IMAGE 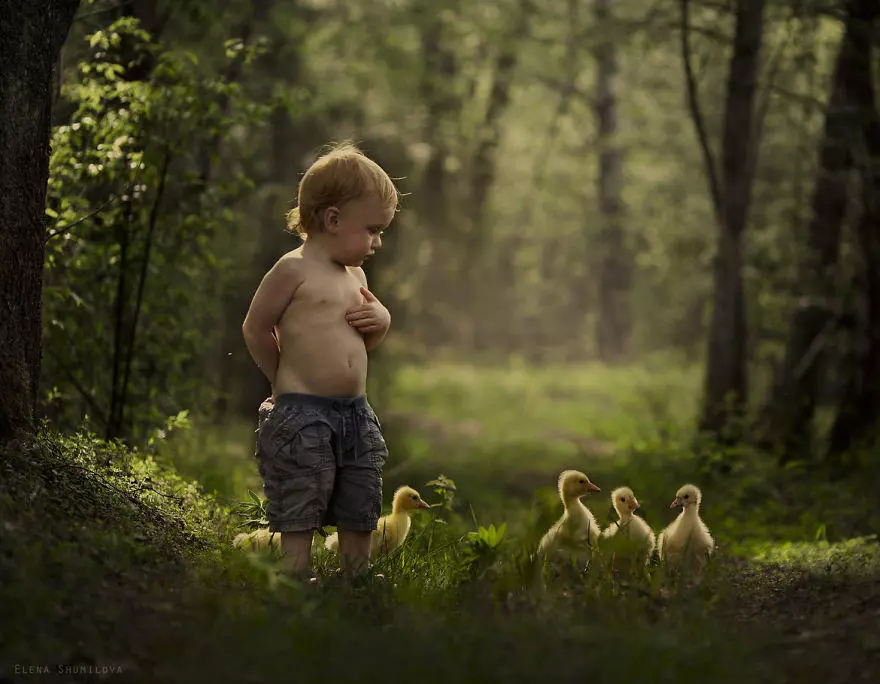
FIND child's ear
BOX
[323,206,340,233]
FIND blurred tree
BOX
[593,0,633,362]
[0,0,80,440]
[827,0,880,462]
[468,0,535,352]
[682,0,768,437]
[760,0,869,462]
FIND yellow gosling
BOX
[657,484,715,577]
[232,527,281,552]
[325,485,430,558]
[538,470,602,557]
[601,486,656,567]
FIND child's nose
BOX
[372,234,382,248]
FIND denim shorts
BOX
[255,393,388,533]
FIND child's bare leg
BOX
[280,530,314,574]
[338,530,371,575]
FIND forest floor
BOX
[1,361,878,683]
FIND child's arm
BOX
[347,269,390,352]
[242,257,304,390]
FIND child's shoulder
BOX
[279,245,305,263]
[259,247,308,294]
[347,265,368,284]
[271,246,308,274]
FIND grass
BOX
[1,428,765,684]
[2,360,879,682]
[385,356,700,446]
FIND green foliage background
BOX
[41,0,869,446]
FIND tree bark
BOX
[414,2,460,349]
[468,0,533,352]
[594,0,632,362]
[0,0,81,441]
[688,0,767,436]
[827,0,880,461]
[761,0,870,461]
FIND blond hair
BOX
[285,142,400,237]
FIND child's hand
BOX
[345,287,390,335]
[258,395,275,426]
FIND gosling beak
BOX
[417,499,431,509]
[587,482,601,492]
[629,498,640,511]
[670,497,683,509]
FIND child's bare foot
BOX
[333,567,386,589]
[279,568,318,588]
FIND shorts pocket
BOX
[257,405,297,461]
[273,419,333,480]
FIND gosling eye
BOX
[578,479,585,485]
[619,497,626,503]
[411,494,418,500]
[682,494,689,499]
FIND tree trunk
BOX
[827,0,880,461]
[414,2,460,350]
[760,0,869,461]
[0,1,81,441]
[468,0,533,352]
[690,0,767,436]
[594,0,632,362]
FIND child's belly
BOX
[273,315,369,397]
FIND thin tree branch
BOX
[118,148,172,436]
[45,188,128,243]
[108,196,132,439]
[680,0,724,226]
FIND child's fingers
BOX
[349,316,380,328]
[345,304,371,315]
[346,311,375,323]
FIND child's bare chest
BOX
[295,269,363,315]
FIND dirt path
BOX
[722,558,880,682]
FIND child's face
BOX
[325,197,394,267]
